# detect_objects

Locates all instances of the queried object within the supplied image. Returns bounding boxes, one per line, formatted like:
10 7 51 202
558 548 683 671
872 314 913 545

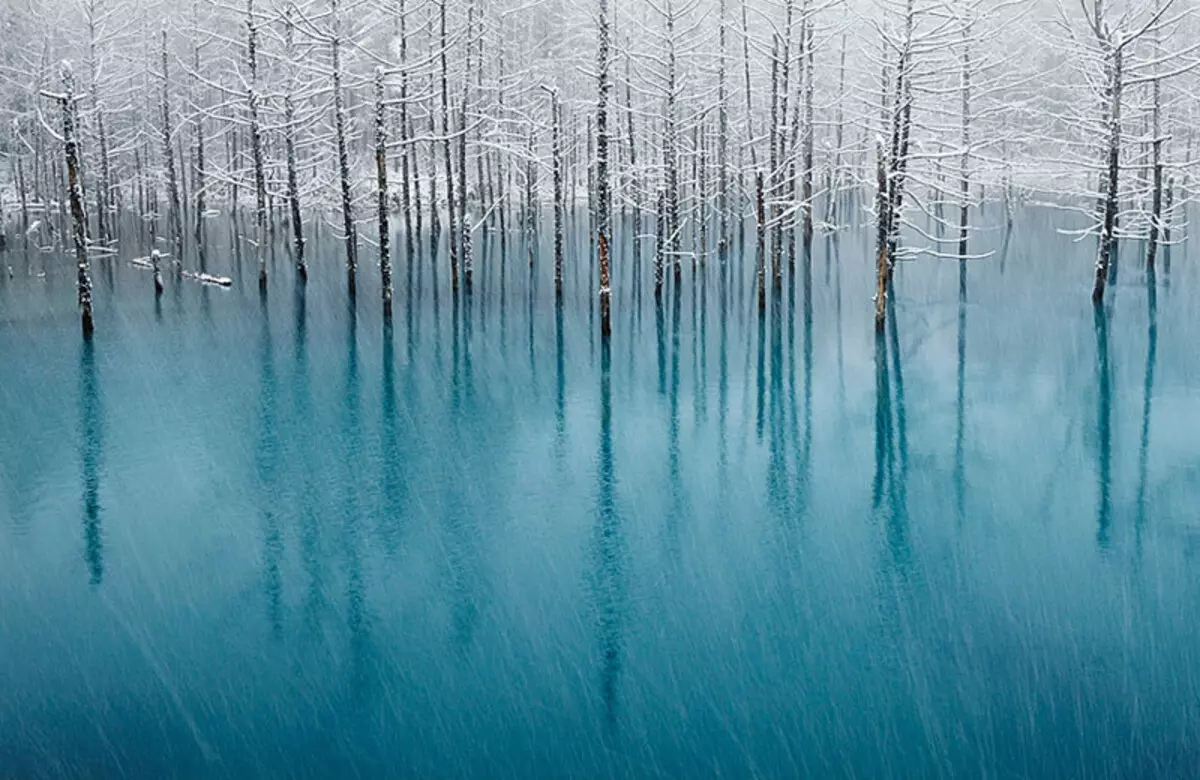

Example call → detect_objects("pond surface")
3 210 1200 777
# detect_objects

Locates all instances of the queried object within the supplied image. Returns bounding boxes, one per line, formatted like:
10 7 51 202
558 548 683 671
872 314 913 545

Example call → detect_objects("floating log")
182 270 233 287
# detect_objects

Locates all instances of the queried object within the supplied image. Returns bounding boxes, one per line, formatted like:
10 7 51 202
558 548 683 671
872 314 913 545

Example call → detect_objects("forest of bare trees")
2 0 1199 334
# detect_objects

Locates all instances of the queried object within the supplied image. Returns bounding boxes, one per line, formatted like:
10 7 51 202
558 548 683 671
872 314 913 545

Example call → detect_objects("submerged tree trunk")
459 3 474 293
624 49 641 276
826 34 847 226
228 129 239 253
874 138 889 331
716 0 729 256
246 1 268 291
193 94 206 266
802 15 814 255
427 74 440 259
1146 32 1163 273
397 0 413 269
61 64 94 337
524 127 537 267
1092 46 1122 305
654 188 666 300
331 0 357 298
160 29 184 269
189 4 204 263
768 33 782 290
284 6 305 279
86 11 112 246
152 248 164 296
376 69 392 316
885 10 914 278
755 171 766 313
597 0 612 339
550 89 565 300
440 0 459 293
959 26 971 259
664 0 680 287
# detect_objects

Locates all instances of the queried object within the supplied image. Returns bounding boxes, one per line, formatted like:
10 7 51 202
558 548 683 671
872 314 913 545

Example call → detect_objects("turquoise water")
3 211 1200 777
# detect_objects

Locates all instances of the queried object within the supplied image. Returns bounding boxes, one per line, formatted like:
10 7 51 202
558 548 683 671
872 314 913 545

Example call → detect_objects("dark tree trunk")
61 65 94 337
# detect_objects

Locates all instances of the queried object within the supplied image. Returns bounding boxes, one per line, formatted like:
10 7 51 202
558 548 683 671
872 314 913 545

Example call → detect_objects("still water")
2 210 1200 777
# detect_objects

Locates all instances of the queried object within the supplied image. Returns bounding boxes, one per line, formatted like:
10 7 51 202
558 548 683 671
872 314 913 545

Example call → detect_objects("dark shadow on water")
955 261 967 526
380 318 405 555
665 282 684 556
874 302 911 573
695 269 708 423
887 298 909 482
766 284 787 521
755 301 765 442
293 283 325 633
527 262 537 392
1136 271 1158 548
591 334 625 732
79 337 104 586
797 249 814 517
656 298 666 397
256 298 283 637
872 328 891 514
341 302 373 700
555 300 566 450
718 259 730 522
447 292 481 652
1094 304 1112 549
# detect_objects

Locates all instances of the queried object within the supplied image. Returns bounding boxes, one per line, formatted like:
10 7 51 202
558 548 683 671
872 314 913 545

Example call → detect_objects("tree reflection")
666 281 684 554
1094 305 1112 549
591 334 625 729
555 298 566 450
446 292 479 650
874 302 910 570
342 302 371 695
257 299 283 636
1136 273 1157 545
955 264 967 526
79 337 104 586
798 248 814 515
380 317 405 555
295 282 326 632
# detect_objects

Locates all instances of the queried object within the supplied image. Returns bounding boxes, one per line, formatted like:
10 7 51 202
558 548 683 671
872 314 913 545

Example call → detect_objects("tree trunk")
717 0 728 256
654 187 666 300
459 3 474 293
874 138 889 332
61 64 94 337
160 29 184 269
597 0 612 339
427 74 440 260
802 15 814 255
1092 46 1122 305
624 46 641 277
331 0 357 297
755 170 766 313
826 34 847 226
665 0 680 287
959 26 971 259
768 33 782 290
551 90 564 300
376 68 392 316
284 7 305 279
398 0 413 269
440 0 458 293
1162 176 1174 275
1146 53 1163 272
246 1 268 291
